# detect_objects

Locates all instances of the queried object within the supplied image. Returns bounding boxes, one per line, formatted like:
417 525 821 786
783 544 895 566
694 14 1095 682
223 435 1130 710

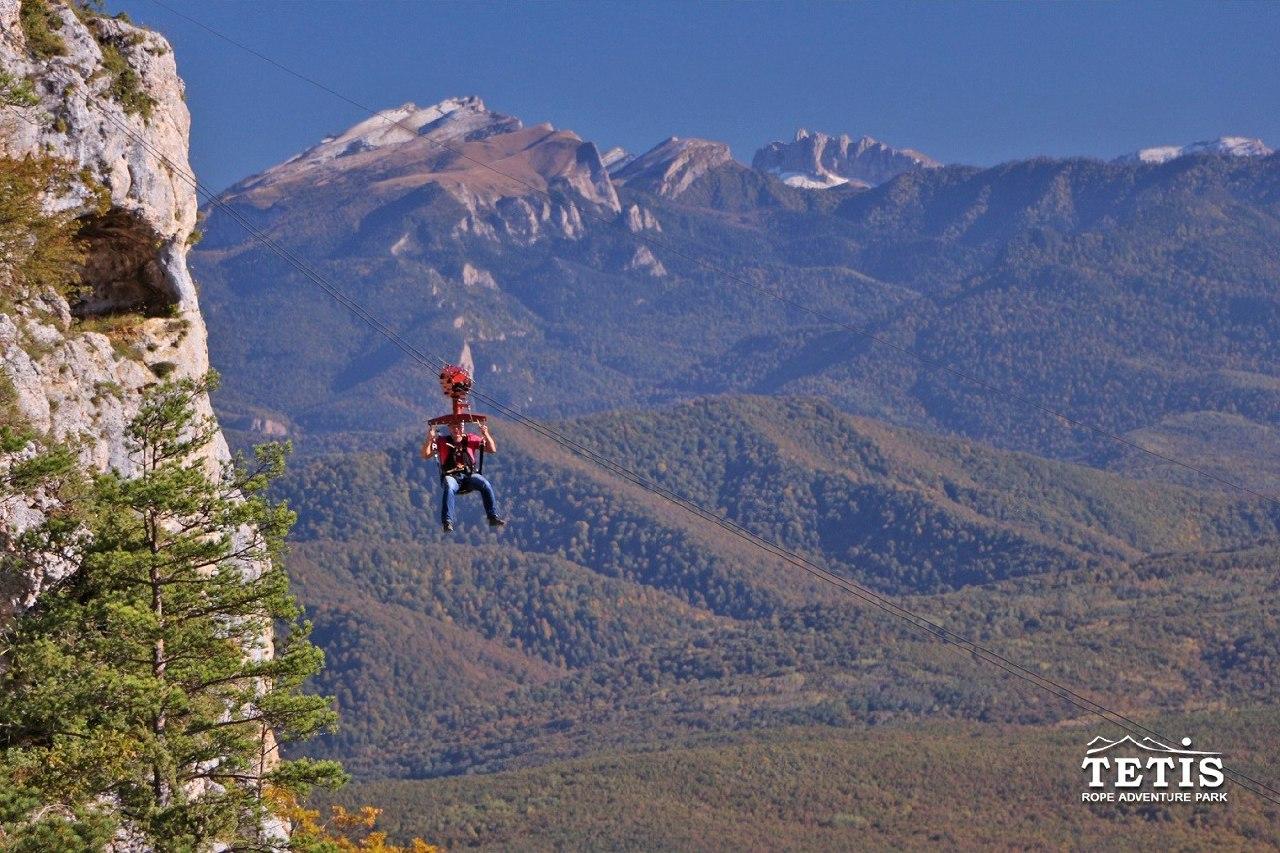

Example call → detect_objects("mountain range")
194 96 1280 481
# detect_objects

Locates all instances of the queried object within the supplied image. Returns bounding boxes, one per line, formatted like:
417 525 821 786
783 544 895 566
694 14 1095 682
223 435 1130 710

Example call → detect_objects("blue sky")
115 0 1280 193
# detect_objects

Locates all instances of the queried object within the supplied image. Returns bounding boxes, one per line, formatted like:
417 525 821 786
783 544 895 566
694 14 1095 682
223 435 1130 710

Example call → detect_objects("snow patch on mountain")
1115 136 1273 164
773 170 851 190
290 96 519 166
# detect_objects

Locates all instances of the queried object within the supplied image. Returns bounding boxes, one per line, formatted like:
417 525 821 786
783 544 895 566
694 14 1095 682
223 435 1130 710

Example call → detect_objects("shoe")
488 516 506 528
442 520 454 533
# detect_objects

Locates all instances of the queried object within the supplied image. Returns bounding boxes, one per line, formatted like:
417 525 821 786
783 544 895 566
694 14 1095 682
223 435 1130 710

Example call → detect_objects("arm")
420 426 436 460
480 423 496 453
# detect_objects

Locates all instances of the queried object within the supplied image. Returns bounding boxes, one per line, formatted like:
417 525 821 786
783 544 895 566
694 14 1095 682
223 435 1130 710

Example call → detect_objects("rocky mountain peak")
217 96 621 245
611 136 734 198
753 129 940 189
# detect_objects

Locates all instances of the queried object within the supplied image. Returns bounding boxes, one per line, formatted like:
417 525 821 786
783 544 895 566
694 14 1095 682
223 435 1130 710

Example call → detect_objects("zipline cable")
10 94 1275 808
142 0 1280 510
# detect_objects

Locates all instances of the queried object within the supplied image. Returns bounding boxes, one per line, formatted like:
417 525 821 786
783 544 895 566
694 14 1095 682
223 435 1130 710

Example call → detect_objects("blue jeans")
441 473 499 524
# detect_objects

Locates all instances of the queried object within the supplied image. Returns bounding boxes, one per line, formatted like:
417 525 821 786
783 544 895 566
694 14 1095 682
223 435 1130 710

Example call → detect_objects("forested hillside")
274 397 1280 779
284 397 1280 599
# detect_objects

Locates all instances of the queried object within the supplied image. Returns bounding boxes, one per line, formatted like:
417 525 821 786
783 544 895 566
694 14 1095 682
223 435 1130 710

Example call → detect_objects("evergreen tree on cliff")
0 374 344 848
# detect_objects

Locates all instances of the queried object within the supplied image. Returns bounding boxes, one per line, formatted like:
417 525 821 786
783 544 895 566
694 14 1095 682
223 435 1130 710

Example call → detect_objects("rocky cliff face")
752 128 939 188
1 1 283 840
0 0 238 614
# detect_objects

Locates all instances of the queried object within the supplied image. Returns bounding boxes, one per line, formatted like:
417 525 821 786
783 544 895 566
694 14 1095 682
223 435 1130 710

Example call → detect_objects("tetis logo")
1080 735 1227 804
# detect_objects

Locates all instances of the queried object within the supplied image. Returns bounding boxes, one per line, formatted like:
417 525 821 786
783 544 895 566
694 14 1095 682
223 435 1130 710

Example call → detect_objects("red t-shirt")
435 434 484 472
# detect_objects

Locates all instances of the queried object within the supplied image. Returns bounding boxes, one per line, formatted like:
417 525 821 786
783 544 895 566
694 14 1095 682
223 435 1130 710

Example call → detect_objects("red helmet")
439 365 473 398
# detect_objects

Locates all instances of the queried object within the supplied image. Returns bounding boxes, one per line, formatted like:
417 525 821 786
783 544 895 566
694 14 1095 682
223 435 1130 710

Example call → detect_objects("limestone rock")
624 245 666 277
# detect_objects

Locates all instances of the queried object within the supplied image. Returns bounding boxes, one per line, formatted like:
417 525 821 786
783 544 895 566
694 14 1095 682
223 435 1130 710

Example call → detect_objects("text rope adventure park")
9 15 1277 807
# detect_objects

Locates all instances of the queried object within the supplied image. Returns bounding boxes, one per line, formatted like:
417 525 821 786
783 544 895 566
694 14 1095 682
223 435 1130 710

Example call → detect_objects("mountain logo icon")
1084 735 1220 757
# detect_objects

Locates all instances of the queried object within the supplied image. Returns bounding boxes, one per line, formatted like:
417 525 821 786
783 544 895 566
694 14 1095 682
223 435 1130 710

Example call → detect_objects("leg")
464 474 501 522
440 476 461 527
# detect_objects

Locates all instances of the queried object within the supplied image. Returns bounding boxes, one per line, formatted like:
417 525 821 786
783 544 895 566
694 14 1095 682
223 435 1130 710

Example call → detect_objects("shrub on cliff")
18 0 67 61
0 154 88 308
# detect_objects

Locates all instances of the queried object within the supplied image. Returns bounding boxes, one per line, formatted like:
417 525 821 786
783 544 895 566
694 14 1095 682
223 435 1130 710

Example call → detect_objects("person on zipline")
423 420 505 533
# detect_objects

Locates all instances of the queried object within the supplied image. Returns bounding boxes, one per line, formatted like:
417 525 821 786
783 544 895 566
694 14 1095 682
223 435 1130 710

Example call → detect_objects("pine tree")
0 373 345 848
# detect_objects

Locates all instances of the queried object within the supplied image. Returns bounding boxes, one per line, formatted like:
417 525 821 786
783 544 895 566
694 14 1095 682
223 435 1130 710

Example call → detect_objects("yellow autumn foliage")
268 788 440 853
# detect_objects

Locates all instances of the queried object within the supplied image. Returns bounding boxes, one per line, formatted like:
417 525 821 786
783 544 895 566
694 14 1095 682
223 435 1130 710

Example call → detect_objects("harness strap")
439 439 476 483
